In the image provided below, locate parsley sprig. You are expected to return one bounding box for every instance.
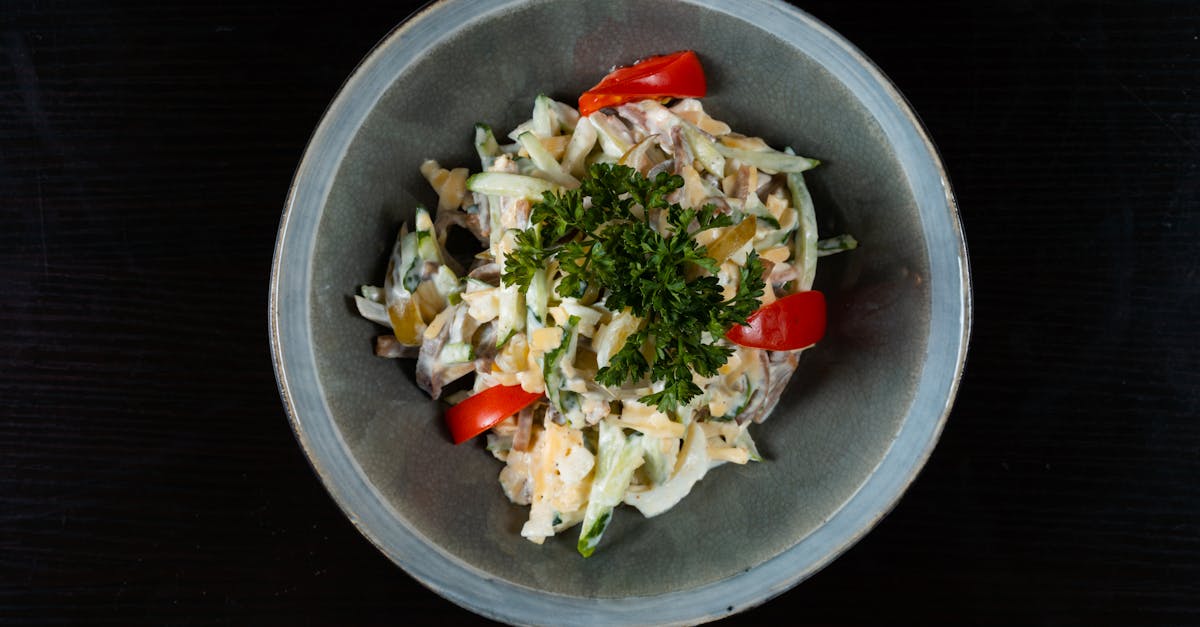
[503,164,765,414]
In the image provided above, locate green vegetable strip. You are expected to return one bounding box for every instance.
[577,419,645,557]
[817,234,859,257]
[474,123,500,170]
[518,131,578,187]
[715,143,820,174]
[542,316,579,417]
[787,170,819,292]
[466,172,559,201]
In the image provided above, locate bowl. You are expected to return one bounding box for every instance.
[269,0,970,624]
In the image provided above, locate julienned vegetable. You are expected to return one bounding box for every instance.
[578,50,707,116]
[353,52,856,557]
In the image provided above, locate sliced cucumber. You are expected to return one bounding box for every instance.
[549,98,580,133]
[542,315,579,415]
[558,299,602,335]
[432,264,461,301]
[787,171,819,291]
[588,112,633,158]
[577,419,645,557]
[682,123,725,176]
[353,295,390,326]
[734,423,763,463]
[561,117,598,178]
[415,229,439,263]
[505,118,536,142]
[494,283,526,348]
[639,436,676,487]
[414,205,435,232]
[622,420,708,518]
[474,123,500,170]
[518,131,578,187]
[440,342,474,364]
[716,143,820,174]
[359,285,384,303]
[466,171,559,201]
[817,233,859,256]
[393,230,420,292]
[532,94,554,138]
[525,262,551,325]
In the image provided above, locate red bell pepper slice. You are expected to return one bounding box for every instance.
[578,50,707,116]
[726,290,826,351]
[445,384,542,445]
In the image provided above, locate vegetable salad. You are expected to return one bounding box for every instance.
[354,54,854,556]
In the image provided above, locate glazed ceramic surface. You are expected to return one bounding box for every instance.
[270,0,970,624]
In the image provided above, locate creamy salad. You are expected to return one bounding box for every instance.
[353,90,854,556]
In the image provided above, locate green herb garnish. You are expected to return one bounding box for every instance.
[503,163,764,414]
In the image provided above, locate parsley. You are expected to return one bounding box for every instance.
[503,164,765,414]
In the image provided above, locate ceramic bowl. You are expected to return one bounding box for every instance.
[270,0,970,624]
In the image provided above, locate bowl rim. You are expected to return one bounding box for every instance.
[269,0,972,624]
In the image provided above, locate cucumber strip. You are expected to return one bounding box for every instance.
[494,283,526,348]
[359,285,384,303]
[716,143,820,174]
[432,264,461,302]
[550,98,580,132]
[622,421,709,518]
[440,342,474,364]
[753,211,782,231]
[681,123,725,176]
[496,327,517,350]
[484,195,502,248]
[390,229,420,293]
[466,172,560,201]
[639,436,675,486]
[525,262,550,325]
[415,229,439,263]
[787,170,819,291]
[518,131,579,187]
[558,299,603,334]
[353,295,391,326]
[532,94,554,138]
[542,315,579,415]
[734,423,763,463]
[474,123,500,170]
[505,118,536,142]
[552,509,585,533]
[585,151,618,169]
[817,233,859,256]
[588,112,633,158]
[414,205,435,233]
[561,117,598,178]
[464,277,494,291]
[513,157,541,178]
[525,307,544,340]
[577,419,645,557]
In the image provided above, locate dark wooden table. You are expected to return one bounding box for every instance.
[4,2,1197,624]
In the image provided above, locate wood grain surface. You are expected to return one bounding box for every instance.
[2,1,1197,624]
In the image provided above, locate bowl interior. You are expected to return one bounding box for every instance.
[284,0,955,611]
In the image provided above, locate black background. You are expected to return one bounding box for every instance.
[3,1,1197,624]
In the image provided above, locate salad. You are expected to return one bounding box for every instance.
[353,51,855,556]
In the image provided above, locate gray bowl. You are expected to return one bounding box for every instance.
[269,0,970,624]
